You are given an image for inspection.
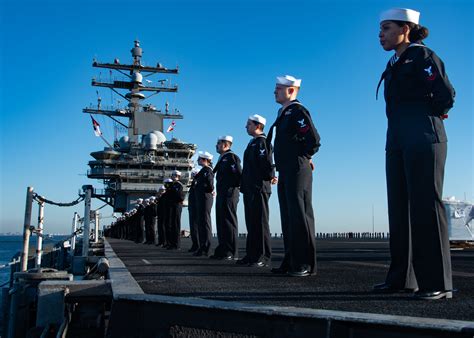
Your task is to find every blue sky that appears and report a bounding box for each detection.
[0,0,472,235]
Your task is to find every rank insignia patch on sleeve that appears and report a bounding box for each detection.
[297,119,309,133]
[424,66,437,81]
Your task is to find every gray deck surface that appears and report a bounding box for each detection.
[107,237,474,322]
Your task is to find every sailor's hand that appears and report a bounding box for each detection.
[271,176,278,185]
[309,159,315,171]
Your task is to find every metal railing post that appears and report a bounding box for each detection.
[82,185,93,256]
[21,187,34,271]
[94,211,100,243]
[35,199,45,268]
[71,212,78,253]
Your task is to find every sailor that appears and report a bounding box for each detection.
[160,179,174,248]
[238,114,274,267]
[155,185,168,247]
[187,169,200,252]
[134,198,145,243]
[143,198,156,244]
[193,151,215,257]
[149,196,158,244]
[267,75,321,277]
[124,212,131,240]
[211,136,242,260]
[144,196,156,244]
[374,8,455,300]
[166,172,185,250]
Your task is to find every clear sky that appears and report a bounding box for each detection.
[0,0,472,235]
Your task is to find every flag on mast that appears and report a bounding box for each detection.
[91,115,102,137]
[166,120,176,133]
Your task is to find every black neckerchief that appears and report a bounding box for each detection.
[213,149,235,173]
[376,44,426,100]
[266,100,301,147]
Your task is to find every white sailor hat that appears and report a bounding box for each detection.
[172,170,182,176]
[276,75,301,87]
[158,185,166,191]
[248,114,266,126]
[145,198,150,203]
[149,196,156,200]
[164,178,173,183]
[198,151,213,160]
[137,198,143,203]
[380,8,420,25]
[217,135,233,143]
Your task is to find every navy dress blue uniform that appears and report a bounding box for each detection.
[134,204,145,243]
[213,150,242,258]
[194,166,215,255]
[143,203,156,244]
[155,194,167,247]
[268,100,321,274]
[188,176,200,251]
[378,44,455,291]
[166,181,185,249]
[241,134,274,264]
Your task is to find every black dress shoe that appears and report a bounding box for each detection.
[271,266,288,274]
[373,283,417,293]
[413,290,453,300]
[288,269,311,277]
[249,260,268,267]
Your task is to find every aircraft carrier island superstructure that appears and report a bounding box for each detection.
[83,40,196,212]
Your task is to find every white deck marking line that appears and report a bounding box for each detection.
[142,259,151,265]
[335,261,474,277]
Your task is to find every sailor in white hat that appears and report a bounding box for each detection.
[375,8,455,300]
[192,150,215,256]
[133,198,146,244]
[187,168,200,252]
[155,185,168,247]
[211,135,242,260]
[143,196,157,244]
[237,114,274,267]
[267,75,321,277]
[165,171,185,250]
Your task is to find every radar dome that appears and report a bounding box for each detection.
[119,136,130,151]
[151,130,166,144]
[132,72,143,83]
[143,133,159,150]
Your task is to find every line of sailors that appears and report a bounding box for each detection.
[106,171,185,250]
[106,113,276,268]
[107,74,321,278]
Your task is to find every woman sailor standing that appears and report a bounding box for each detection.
[374,8,455,300]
